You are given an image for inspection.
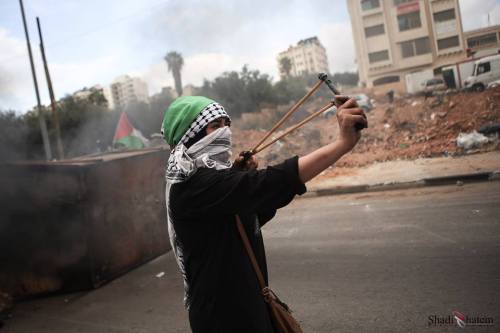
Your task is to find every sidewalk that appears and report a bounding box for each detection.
[306,151,500,196]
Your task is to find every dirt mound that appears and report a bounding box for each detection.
[344,87,500,167]
[232,87,500,169]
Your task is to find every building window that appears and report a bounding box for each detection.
[394,0,413,5]
[361,0,380,11]
[400,37,430,58]
[365,24,385,37]
[467,33,498,48]
[415,37,430,54]
[401,41,414,58]
[398,11,421,31]
[433,9,455,22]
[373,75,400,86]
[368,50,389,63]
[437,35,460,50]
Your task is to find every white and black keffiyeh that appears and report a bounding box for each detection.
[166,126,233,184]
[165,125,232,308]
[179,102,230,146]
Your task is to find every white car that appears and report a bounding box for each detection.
[464,54,500,91]
[422,78,447,96]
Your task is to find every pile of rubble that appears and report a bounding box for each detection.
[232,87,500,169]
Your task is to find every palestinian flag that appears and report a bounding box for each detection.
[112,112,149,149]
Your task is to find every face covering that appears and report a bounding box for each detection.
[165,126,233,184]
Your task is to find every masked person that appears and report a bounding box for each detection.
[162,96,366,333]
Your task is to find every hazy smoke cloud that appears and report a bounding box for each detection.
[459,0,500,31]
[0,28,34,110]
[138,0,357,92]
[142,0,292,53]
[0,69,12,100]
[319,22,357,73]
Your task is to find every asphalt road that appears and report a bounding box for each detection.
[3,181,500,332]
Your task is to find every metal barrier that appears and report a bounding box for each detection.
[0,147,170,298]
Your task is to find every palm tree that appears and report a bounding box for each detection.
[279,56,292,78]
[164,51,184,97]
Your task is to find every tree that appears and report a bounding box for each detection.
[272,77,307,104]
[164,51,184,97]
[0,110,29,161]
[197,65,276,117]
[279,56,292,77]
[241,65,275,111]
[52,95,113,157]
[87,88,109,107]
[0,86,175,161]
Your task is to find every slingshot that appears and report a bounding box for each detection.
[240,73,364,160]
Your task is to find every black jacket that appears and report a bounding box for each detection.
[168,156,306,333]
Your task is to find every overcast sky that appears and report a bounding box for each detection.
[1,0,499,112]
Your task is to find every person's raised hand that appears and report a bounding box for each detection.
[233,152,259,171]
[334,96,367,153]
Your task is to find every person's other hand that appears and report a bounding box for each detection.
[233,152,259,171]
[334,96,367,153]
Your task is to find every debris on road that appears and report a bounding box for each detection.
[156,272,165,278]
[457,131,489,150]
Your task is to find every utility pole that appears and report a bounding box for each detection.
[18,0,52,160]
[36,16,64,160]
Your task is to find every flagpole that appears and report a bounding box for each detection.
[18,0,52,160]
[36,16,64,160]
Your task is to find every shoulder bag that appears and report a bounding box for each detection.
[235,215,303,333]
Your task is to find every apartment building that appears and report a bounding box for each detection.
[347,0,466,91]
[464,24,500,58]
[107,75,149,110]
[277,37,330,77]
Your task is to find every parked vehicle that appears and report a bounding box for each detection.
[464,54,500,92]
[422,77,447,96]
[405,69,433,94]
[442,60,475,90]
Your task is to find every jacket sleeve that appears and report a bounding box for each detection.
[170,156,306,218]
[257,210,277,227]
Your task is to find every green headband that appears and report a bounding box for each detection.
[161,96,216,146]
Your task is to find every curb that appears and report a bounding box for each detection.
[304,171,499,198]
[423,172,491,186]
[489,171,500,181]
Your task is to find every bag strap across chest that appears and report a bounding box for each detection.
[235,215,267,289]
